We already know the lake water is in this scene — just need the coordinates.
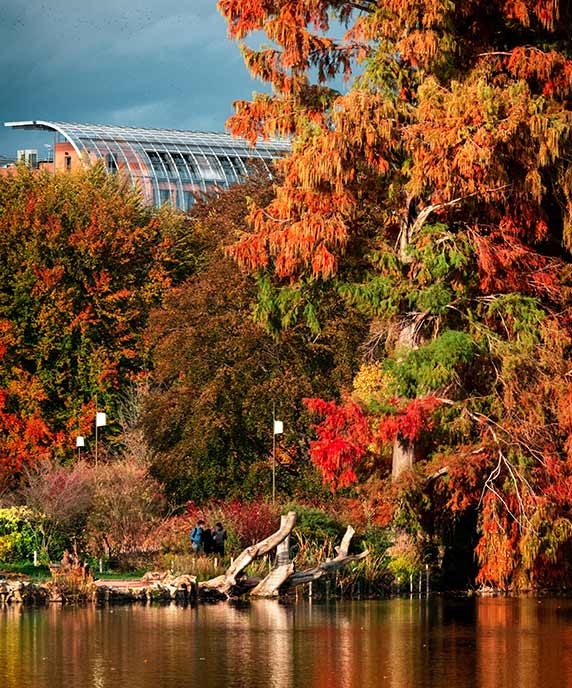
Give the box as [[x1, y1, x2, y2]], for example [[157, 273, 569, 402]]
[[2, 597, 572, 688]]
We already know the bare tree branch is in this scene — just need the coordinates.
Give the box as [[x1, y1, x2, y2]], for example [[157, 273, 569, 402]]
[[281, 525, 369, 589], [200, 511, 297, 597]]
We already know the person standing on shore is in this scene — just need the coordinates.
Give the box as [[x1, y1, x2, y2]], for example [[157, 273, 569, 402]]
[[190, 519, 205, 554], [202, 523, 214, 555], [212, 522, 227, 556]]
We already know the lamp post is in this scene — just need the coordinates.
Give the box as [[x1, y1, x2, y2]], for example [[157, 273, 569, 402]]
[[76, 435, 85, 459], [95, 410, 106, 465], [272, 405, 283, 505]]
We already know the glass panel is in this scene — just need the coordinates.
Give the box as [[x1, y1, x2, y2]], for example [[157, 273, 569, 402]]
[[8, 121, 290, 210], [105, 152, 118, 172], [146, 151, 166, 177], [184, 190, 195, 211]]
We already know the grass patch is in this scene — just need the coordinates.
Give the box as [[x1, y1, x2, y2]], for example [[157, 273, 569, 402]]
[[0, 561, 51, 582], [93, 569, 147, 580]]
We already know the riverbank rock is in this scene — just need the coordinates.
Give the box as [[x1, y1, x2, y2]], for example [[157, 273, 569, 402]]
[[0, 579, 50, 605], [0, 572, 198, 606]]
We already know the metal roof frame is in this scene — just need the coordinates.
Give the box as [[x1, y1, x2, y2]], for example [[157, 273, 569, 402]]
[[4, 120, 289, 209]]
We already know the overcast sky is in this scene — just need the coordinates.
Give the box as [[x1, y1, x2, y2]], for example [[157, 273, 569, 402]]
[[0, 0, 264, 157]]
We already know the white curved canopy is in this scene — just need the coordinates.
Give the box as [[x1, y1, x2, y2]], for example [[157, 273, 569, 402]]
[[4, 120, 290, 209]]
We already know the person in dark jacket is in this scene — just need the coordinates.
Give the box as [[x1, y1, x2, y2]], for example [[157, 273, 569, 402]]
[[202, 524, 214, 555], [212, 522, 227, 556]]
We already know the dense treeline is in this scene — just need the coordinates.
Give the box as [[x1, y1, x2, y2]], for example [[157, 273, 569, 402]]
[[0, 165, 189, 490], [4, 0, 572, 591], [0, 165, 369, 559], [0, 165, 373, 575], [142, 174, 367, 503]]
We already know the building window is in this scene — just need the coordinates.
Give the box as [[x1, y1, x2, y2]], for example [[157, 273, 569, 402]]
[[159, 188, 172, 206], [106, 152, 118, 172], [220, 156, 242, 182], [17, 149, 38, 168], [64, 153, 72, 171], [171, 153, 197, 180], [184, 190, 195, 211], [146, 151, 165, 176]]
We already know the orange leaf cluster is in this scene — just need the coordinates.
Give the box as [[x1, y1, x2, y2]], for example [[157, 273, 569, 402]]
[[473, 218, 560, 298]]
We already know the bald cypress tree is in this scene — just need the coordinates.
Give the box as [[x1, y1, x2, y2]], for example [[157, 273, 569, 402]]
[[219, 1, 572, 588]]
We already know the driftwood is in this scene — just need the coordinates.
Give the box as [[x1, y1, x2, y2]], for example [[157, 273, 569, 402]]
[[250, 514, 295, 597], [199, 511, 297, 597], [281, 525, 368, 589], [199, 512, 368, 599]]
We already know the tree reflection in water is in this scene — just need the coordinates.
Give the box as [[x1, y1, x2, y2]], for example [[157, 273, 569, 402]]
[[1, 598, 572, 688]]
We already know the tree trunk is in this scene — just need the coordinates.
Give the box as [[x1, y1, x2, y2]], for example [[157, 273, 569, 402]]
[[392, 438, 415, 480], [392, 318, 419, 480]]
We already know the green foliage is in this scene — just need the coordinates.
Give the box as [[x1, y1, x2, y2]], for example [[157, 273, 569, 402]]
[[408, 225, 476, 310], [0, 561, 50, 581], [337, 274, 402, 318], [412, 225, 473, 278], [386, 532, 424, 581], [479, 294, 546, 349], [0, 506, 38, 562], [285, 503, 346, 545], [356, 525, 394, 557], [390, 330, 479, 397], [254, 275, 323, 335], [411, 283, 454, 315]]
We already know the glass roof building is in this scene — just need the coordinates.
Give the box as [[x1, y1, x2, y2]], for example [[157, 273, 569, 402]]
[[4, 120, 290, 210]]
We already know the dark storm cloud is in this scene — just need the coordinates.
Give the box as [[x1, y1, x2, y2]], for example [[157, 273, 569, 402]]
[[0, 0, 261, 156]]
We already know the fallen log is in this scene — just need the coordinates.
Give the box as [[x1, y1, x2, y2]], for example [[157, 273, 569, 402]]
[[199, 513, 368, 599], [199, 510, 297, 597], [281, 525, 368, 589], [250, 514, 295, 597]]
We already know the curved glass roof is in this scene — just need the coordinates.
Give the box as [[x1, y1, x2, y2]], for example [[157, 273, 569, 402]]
[[4, 120, 290, 210]]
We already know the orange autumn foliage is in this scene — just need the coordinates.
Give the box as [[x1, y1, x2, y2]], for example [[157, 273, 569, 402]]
[[220, 0, 572, 588], [0, 165, 188, 487], [220, 0, 572, 280]]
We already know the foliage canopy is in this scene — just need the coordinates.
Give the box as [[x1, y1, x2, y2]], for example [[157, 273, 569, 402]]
[[0, 165, 187, 489], [219, 0, 572, 588]]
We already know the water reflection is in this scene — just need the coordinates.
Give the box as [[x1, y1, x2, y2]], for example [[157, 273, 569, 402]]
[[1, 598, 572, 688]]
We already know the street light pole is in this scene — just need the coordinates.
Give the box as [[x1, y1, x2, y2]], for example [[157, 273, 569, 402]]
[[272, 403, 283, 505], [95, 404, 107, 466], [272, 403, 276, 505]]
